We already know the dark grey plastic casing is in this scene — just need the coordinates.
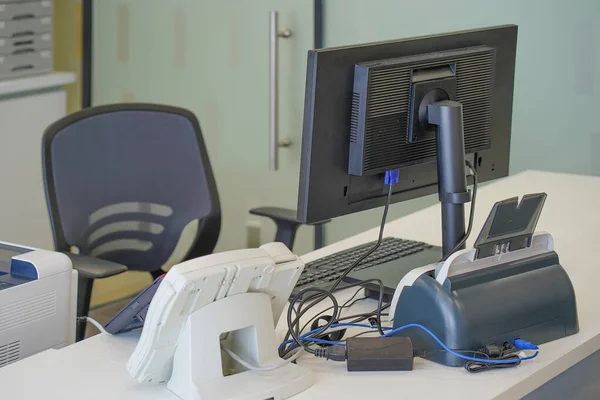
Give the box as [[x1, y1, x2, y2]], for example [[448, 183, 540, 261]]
[[392, 251, 578, 366], [391, 193, 578, 366]]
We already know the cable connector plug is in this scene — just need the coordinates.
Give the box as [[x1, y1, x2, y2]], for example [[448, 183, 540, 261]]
[[384, 169, 400, 186], [513, 338, 539, 351], [478, 344, 503, 358], [77, 316, 109, 335], [367, 316, 378, 328], [313, 346, 346, 362]]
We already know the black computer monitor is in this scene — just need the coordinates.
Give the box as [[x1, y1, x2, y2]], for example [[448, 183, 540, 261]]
[[297, 25, 517, 254]]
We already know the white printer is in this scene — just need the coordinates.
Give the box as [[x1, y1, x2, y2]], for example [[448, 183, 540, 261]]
[[0, 241, 76, 368]]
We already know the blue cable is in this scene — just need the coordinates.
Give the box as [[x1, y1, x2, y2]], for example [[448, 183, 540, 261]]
[[384, 169, 400, 185], [382, 323, 539, 364], [303, 337, 346, 347], [281, 322, 539, 365], [279, 323, 392, 352]]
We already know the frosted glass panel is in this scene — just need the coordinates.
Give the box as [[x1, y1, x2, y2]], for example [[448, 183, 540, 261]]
[[93, 0, 315, 254]]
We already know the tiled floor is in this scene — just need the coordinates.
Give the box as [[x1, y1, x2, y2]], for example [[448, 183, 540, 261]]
[[85, 296, 133, 338], [90, 271, 152, 308]]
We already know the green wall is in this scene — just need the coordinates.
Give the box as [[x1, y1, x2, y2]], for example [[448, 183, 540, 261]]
[[322, 0, 600, 245], [91, 0, 600, 253]]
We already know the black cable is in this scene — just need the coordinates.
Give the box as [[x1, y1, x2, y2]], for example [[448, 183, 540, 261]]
[[281, 290, 364, 359], [281, 303, 389, 359], [283, 291, 338, 346], [283, 299, 391, 357], [419, 344, 524, 373], [336, 303, 390, 324], [308, 279, 386, 334], [343, 294, 369, 309], [361, 279, 386, 336], [286, 287, 339, 355], [423, 349, 491, 360], [464, 352, 521, 373], [284, 180, 394, 359], [330, 183, 394, 292], [461, 343, 523, 373], [282, 279, 387, 358], [441, 161, 478, 262], [292, 295, 323, 339], [297, 287, 365, 336], [284, 184, 394, 348]]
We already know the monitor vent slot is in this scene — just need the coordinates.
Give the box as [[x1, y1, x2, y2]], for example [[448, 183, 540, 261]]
[[350, 92, 360, 143], [0, 291, 57, 332], [0, 340, 20, 367], [358, 47, 496, 174], [456, 52, 496, 151], [366, 70, 411, 117]]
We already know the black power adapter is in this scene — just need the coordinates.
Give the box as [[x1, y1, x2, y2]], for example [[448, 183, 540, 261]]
[[346, 337, 414, 372]]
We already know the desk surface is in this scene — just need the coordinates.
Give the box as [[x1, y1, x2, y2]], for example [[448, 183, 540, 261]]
[[2, 170, 599, 400]]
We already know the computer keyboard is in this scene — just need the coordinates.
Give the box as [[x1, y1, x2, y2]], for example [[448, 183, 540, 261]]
[[291, 237, 439, 299]]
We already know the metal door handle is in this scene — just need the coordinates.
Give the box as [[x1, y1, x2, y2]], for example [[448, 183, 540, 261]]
[[269, 11, 292, 171]]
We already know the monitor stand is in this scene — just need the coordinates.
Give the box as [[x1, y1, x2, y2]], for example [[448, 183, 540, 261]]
[[349, 100, 471, 303], [428, 100, 470, 258]]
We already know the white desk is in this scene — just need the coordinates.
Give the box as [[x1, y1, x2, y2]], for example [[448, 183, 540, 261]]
[[1, 170, 599, 399]]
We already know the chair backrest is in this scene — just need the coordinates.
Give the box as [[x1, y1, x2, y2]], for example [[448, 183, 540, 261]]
[[42, 104, 221, 272]]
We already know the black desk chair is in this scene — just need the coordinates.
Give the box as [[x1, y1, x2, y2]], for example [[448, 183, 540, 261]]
[[42, 103, 325, 341]]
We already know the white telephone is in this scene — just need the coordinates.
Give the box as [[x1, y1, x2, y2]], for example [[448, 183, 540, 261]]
[[127, 242, 313, 400]]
